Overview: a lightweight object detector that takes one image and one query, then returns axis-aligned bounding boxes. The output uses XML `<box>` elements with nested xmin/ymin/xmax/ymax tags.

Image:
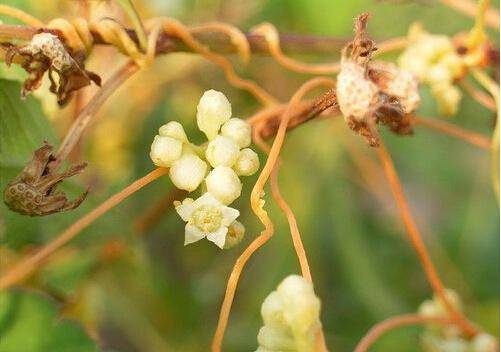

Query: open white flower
<box><xmin>175</xmin><ymin>192</ymin><xmax>240</xmax><ymax>248</ymax></box>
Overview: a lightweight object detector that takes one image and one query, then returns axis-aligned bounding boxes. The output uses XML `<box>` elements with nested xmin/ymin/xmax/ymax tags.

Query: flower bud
<box><xmin>159</xmin><ymin>121</ymin><xmax>188</xmax><ymax>142</ymax></box>
<box><xmin>205</xmin><ymin>166</ymin><xmax>242</xmax><ymax>205</ymax></box>
<box><xmin>233</xmin><ymin>148</ymin><xmax>260</xmax><ymax>176</ymax></box>
<box><xmin>169</xmin><ymin>154</ymin><xmax>207</xmax><ymax>191</ymax></box>
<box><xmin>221</xmin><ymin>118</ymin><xmax>252</xmax><ymax>148</ymax></box>
<box><xmin>197</xmin><ymin>90</ymin><xmax>232</xmax><ymax>140</ymax></box>
<box><xmin>432</xmin><ymin>83</ymin><xmax>461</xmax><ymax>116</ymax></box>
<box><xmin>149</xmin><ymin>135</ymin><xmax>183</xmax><ymax>167</ymax></box>
<box><xmin>261</xmin><ymin>291</ymin><xmax>286</xmax><ymax>328</ymax></box>
<box><xmin>205</xmin><ymin>135</ymin><xmax>240</xmax><ymax>168</ymax></box>
<box><xmin>277</xmin><ymin>275</ymin><xmax>321</xmax><ymax>336</ymax></box>
<box><xmin>471</xmin><ymin>333</ymin><xmax>497</xmax><ymax>352</ymax></box>
<box><xmin>223</xmin><ymin>221</ymin><xmax>245</xmax><ymax>249</ymax></box>
<box><xmin>257</xmin><ymin>326</ymin><xmax>296</xmax><ymax>351</ymax></box>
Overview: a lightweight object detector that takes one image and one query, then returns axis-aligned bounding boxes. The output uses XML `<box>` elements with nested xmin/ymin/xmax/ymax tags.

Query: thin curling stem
<box><xmin>0</xmin><ymin>5</ymin><xmax>44</xmax><ymax>27</ymax></box>
<box><xmin>376</xmin><ymin>143</ymin><xmax>478</xmax><ymax>337</ymax></box>
<box><xmin>50</xmin><ymin>61</ymin><xmax>139</xmax><ymax>171</ymax></box>
<box><xmin>353</xmin><ymin>314</ymin><xmax>455</xmax><ymax>352</ymax></box>
<box><xmin>0</xmin><ymin>168</ymin><xmax>168</xmax><ymax>290</ymax></box>
<box><xmin>212</xmin><ymin>77</ymin><xmax>335</xmax><ymax>352</ymax></box>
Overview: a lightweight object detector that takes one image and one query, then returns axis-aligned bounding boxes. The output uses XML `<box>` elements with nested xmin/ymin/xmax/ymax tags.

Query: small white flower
<box><xmin>205</xmin><ymin>166</ymin><xmax>242</xmax><ymax>205</ymax></box>
<box><xmin>158</xmin><ymin>121</ymin><xmax>188</xmax><ymax>142</ymax></box>
<box><xmin>223</xmin><ymin>220</ymin><xmax>245</xmax><ymax>249</ymax></box>
<box><xmin>233</xmin><ymin>148</ymin><xmax>260</xmax><ymax>176</ymax></box>
<box><xmin>205</xmin><ymin>135</ymin><xmax>240</xmax><ymax>168</ymax></box>
<box><xmin>197</xmin><ymin>90</ymin><xmax>232</xmax><ymax>140</ymax></box>
<box><xmin>169</xmin><ymin>154</ymin><xmax>208</xmax><ymax>191</ymax></box>
<box><xmin>149</xmin><ymin>135</ymin><xmax>183</xmax><ymax>167</ymax></box>
<box><xmin>175</xmin><ymin>192</ymin><xmax>240</xmax><ymax>248</ymax></box>
<box><xmin>221</xmin><ymin>118</ymin><xmax>252</xmax><ymax>148</ymax></box>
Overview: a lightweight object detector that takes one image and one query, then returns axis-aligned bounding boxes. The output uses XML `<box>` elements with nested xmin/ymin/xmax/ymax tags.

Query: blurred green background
<box><xmin>0</xmin><ymin>0</ymin><xmax>499</xmax><ymax>351</ymax></box>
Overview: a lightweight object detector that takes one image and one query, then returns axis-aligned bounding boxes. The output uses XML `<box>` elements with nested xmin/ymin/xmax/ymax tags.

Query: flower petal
<box><xmin>193</xmin><ymin>192</ymin><xmax>222</xmax><ymax>208</ymax></box>
<box><xmin>175</xmin><ymin>199</ymin><xmax>195</xmax><ymax>222</ymax></box>
<box><xmin>206</xmin><ymin>227</ymin><xmax>228</xmax><ymax>249</ymax></box>
<box><xmin>184</xmin><ymin>224</ymin><xmax>206</xmax><ymax>245</ymax></box>
<box><xmin>221</xmin><ymin>206</ymin><xmax>240</xmax><ymax>226</ymax></box>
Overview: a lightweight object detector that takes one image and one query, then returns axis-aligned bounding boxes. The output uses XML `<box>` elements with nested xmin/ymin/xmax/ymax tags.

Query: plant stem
<box><xmin>0</xmin><ymin>168</ymin><xmax>168</xmax><ymax>290</ymax></box>
<box><xmin>376</xmin><ymin>143</ymin><xmax>478</xmax><ymax>337</ymax></box>
<box><xmin>49</xmin><ymin>60</ymin><xmax>139</xmax><ymax>171</ymax></box>
<box><xmin>353</xmin><ymin>314</ymin><xmax>455</xmax><ymax>352</ymax></box>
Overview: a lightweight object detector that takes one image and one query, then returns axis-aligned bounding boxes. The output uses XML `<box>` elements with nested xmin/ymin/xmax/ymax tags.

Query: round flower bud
<box><xmin>159</xmin><ymin>121</ymin><xmax>188</xmax><ymax>142</ymax></box>
<box><xmin>169</xmin><ymin>154</ymin><xmax>208</xmax><ymax>191</ymax></box>
<box><xmin>233</xmin><ymin>148</ymin><xmax>259</xmax><ymax>176</ymax></box>
<box><xmin>196</xmin><ymin>90</ymin><xmax>232</xmax><ymax>140</ymax></box>
<box><xmin>223</xmin><ymin>221</ymin><xmax>245</xmax><ymax>249</ymax></box>
<box><xmin>257</xmin><ymin>326</ymin><xmax>295</xmax><ymax>351</ymax></box>
<box><xmin>149</xmin><ymin>135</ymin><xmax>183</xmax><ymax>167</ymax></box>
<box><xmin>471</xmin><ymin>333</ymin><xmax>497</xmax><ymax>352</ymax></box>
<box><xmin>205</xmin><ymin>135</ymin><xmax>240</xmax><ymax>168</ymax></box>
<box><xmin>432</xmin><ymin>83</ymin><xmax>461</xmax><ymax>116</ymax></box>
<box><xmin>221</xmin><ymin>118</ymin><xmax>252</xmax><ymax>148</ymax></box>
<box><xmin>205</xmin><ymin>166</ymin><xmax>242</xmax><ymax>205</ymax></box>
<box><xmin>277</xmin><ymin>275</ymin><xmax>321</xmax><ymax>335</ymax></box>
<box><xmin>261</xmin><ymin>291</ymin><xmax>286</xmax><ymax>328</ymax></box>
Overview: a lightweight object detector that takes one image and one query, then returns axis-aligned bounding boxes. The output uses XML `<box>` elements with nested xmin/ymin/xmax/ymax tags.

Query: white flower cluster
<box><xmin>255</xmin><ymin>275</ymin><xmax>322</xmax><ymax>352</ymax></box>
<box><xmin>399</xmin><ymin>23</ymin><xmax>465</xmax><ymax>116</ymax></box>
<box><xmin>24</xmin><ymin>33</ymin><xmax>73</xmax><ymax>71</ymax></box>
<box><xmin>149</xmin><ymin>90</ymin><xmax>259</xmax><ymax>249</ymax></box>
<box><xmin>418</xmin><ymin>290</ymin><xmax>497</xmax><ymax>352</ymax></box>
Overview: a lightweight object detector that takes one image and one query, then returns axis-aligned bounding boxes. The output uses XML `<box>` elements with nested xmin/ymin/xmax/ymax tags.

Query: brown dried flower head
<box><xmin>3</xmin><ymin>31</ymin><xmax>101</xmax><ymax>106</ymax></box>
<box><xmin>336</xmin><ymin>13</ymin><xmax>420</xmax><ymax>146</ymax></box>
<box><xmin>4</xmin><ymin>143</ymin><xmax>88</xmax><ymax>216</ymax></box>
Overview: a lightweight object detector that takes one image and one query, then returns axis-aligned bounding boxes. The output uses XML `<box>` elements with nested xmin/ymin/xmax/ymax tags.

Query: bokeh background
<box><xmin>0</xmin><ymin>0</ymin><xmax>499</xmax><ymax>351</ymax></box>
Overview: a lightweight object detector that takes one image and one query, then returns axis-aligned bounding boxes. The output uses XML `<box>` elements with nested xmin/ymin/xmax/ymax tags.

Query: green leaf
<box><xmin>0</xmin><ymin>79</ymin><xmax>57</xmax><ymax>189</ymax></box>
<box><xmin>0</xmin><ymin>289</ymin><xmax>98</xmax><ymax>352</ymax></box>
<box><xmin>0</xmin><ymin>79</ymin><xmax>59</xmax><ymax>247</ymax></box>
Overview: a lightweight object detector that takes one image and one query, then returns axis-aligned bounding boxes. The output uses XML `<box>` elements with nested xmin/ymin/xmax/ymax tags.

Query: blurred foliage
<box><xmin>0</xmin><ymin>0</ymin><xmax>499</xmax><ymax>352</ymax></box>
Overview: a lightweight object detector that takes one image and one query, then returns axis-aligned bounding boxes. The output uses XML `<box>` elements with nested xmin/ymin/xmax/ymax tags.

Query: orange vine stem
<box><xmin>0</xmin><ymin>168</ymin><xmax>168</xmax><ymax>290</ymax></box>
<box><xmin>413</xmin><ymin>116</ymin><xmax>491</xmax><ymax>149</ymax></box>
<box><xmin>211</xmin><ymin>77</ymin><xmax>335</xmax><ymax>352</ymax></box>
<box><xmin>376</xmin><ymin>143</ymin><xmax>478</xmax><ymax>337</ymax></box>
<box><xmin>353</xmin><ymin>313</ymin><xmax>455</xmax><ymax>352</ymax></box>
<box><xmin>439</xmin><ymin>0</ymin><xmax>499</xmax><ymax>29</ymax></box>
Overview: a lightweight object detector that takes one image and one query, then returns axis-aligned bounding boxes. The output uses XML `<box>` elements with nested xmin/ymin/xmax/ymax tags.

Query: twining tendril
<box><xmin>212</xmin><ymin>77</ymin><xmax>335</xmax><ymax>352</ymax></box>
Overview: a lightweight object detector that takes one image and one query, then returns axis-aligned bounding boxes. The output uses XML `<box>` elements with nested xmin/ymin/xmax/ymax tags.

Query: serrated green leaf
<box><xmin>0</xmin><ymin>289</ymin><xmax>98</xmax><ymax>352</ymax></box>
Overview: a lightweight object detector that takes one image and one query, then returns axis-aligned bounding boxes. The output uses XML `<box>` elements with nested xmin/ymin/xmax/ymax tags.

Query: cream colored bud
<box><xmin>205</xmin><ymin>135</ymin><xmax>240</xmax><ymax>168</ymax></box>
<box><xmin>221</xmin><ymin>118</ymin><xmax>252</xmax><ymax>148</ymax></box>
<box><xmin>277</xmin><ymin>275</ymin><xmax>321</xmax><ymax>336</ymax></box>
<box><xmin>223</xmin><ymin>221</ymin><xmax>245</xmax><ymax>249</ymax></box>
<box><xmin>261</xmin><ymin>291</ymin><xmax>287</xmax><ymax>328</ymax></box>
<box><xmin>233</xmin><ymin>148</ymin><xmax>260</xmax><ymax>176</ymax></box>
<box><xmin>149</xmin><ymin>135</ymin><xmax>183</xmax><ymax>167</ymax></box>
<box><xmin>471</xmin><ymin>333</ymin><xmax>497</xmax><ymax>352</ymax></box>
<box><xmin>159</xmin><ymin>121</ymin><xmax>188</xmax><ymax>142</ymax></box>
<box><xmin>205</xmin><ymin>166</ymin><xmax>242</xmax><ymax>205</ymax></box>
<box><xmin>169</xmin><ymin>154</ymin><xmax>208</xmax><ymax>191</ymax></box>
<box><xmin>197</xmin><ymin>90</ymin><xmax>232</xmax><ymax>140</ymax></box>
<box><xmin>432</xmin><ymin>83</ymin><xmax>461</xmax><ymax>116</ymax></box>
<box><xmin>257</xmin><ymin>326</ymin><xmax>296</xmax><ymax>351</ymax></box>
